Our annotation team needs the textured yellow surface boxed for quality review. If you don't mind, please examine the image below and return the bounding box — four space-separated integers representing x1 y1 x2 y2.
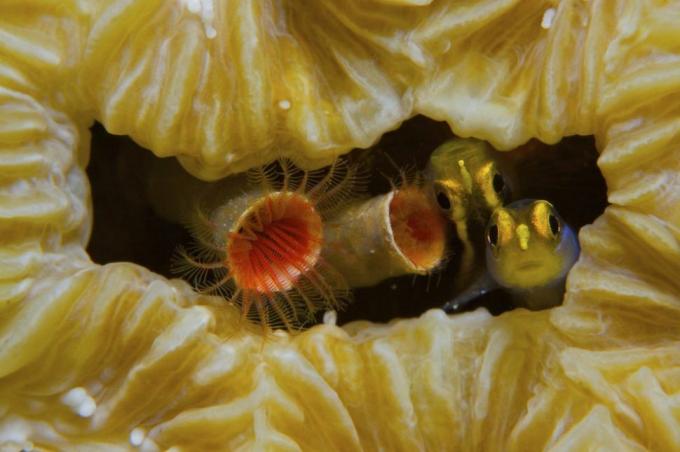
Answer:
0 0 679 450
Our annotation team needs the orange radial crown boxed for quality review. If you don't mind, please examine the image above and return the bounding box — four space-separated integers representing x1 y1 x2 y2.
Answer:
226 193 323 294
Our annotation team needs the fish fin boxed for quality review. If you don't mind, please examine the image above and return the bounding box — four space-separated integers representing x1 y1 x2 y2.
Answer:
442 271 498 313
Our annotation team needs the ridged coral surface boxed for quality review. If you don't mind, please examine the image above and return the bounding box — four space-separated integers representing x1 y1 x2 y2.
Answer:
0 0 679 450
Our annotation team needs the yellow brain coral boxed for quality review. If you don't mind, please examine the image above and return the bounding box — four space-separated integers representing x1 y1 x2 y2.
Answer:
1 0 679 450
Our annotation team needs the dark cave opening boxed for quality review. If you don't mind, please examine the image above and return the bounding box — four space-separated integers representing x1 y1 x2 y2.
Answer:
87 124 191 278
87 116 608 325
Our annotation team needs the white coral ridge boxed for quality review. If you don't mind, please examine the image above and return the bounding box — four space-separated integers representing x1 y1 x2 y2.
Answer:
323 310 338 326
130 428 146 447
180 0 217 38
541 8 556 29
60 387 97 418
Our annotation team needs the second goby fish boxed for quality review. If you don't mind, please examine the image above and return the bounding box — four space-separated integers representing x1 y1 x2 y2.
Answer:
485 199 580 309
442 199 580 311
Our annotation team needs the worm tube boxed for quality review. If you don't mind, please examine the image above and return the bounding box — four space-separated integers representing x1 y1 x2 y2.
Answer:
322 186 447 288
172 159 362 331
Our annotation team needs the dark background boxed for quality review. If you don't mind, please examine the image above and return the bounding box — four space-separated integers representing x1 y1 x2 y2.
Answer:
87 116 607 324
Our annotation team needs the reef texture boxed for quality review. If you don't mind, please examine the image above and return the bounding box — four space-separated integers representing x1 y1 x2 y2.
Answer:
1 0 679 450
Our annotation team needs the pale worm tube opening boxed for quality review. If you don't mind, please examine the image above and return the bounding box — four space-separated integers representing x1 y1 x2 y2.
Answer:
323 187 447 288
389 186 447 271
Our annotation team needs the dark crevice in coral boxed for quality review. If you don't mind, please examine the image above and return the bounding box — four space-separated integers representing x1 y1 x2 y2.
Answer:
87 123 190 277
87 116 607 326
340 118 607 323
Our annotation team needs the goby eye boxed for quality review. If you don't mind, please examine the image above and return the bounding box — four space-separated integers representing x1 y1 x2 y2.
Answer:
549 214 560 236
492 172 505 194
487 223 499 247
436 190 451 211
